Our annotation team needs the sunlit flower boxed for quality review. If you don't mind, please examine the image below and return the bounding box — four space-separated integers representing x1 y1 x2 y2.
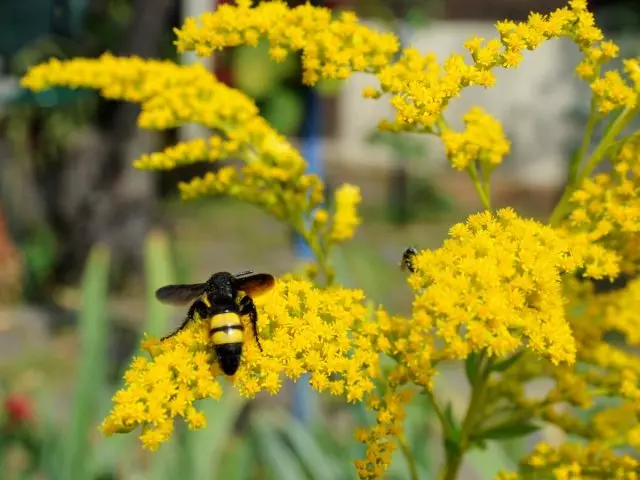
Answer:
407 208 618 365
100 278 380 450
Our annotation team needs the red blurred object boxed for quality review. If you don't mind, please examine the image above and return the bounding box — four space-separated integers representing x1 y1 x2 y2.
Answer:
4 394 34 424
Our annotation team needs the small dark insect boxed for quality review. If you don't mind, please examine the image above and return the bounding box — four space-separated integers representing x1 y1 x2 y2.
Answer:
400 247 418 273
156 270 276 376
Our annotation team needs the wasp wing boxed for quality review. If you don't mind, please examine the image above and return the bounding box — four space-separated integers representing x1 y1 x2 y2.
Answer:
234 272 276 298
155 283 206 305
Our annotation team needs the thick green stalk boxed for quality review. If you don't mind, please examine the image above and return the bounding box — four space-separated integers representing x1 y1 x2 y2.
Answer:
439 355 495 480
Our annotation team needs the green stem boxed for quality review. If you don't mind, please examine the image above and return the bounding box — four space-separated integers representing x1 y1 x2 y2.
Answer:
426 389 449 437
436 116 493 211
439 354 495 480
568 98 598 185
466 162 492 210
295 223 334 287
549 105 638 226
398 436 420 480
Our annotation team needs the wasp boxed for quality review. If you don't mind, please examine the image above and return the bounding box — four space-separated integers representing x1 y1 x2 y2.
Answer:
400 246 418 273
155 270 276 376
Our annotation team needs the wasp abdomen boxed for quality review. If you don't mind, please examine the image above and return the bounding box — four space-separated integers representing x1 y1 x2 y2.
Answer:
214 343 243 375
209 311 245 375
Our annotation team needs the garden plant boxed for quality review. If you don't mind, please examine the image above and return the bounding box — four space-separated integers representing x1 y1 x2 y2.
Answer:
18 0 640 478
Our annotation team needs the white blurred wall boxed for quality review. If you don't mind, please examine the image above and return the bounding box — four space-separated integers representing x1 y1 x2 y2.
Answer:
333 20 588 189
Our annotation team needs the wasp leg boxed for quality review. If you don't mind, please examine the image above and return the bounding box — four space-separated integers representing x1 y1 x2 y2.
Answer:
239 296 262 352
161 299 209 341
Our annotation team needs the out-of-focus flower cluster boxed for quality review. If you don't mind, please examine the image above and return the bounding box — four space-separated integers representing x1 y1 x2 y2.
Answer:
172 0 639 194
20 54 361 279
568 132 640 274
174 0 400 85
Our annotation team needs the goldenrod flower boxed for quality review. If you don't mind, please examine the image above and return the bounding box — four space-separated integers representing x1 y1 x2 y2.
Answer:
20 1 640 479
330 184 362 242
568 132 640 274
174 1 399 85
354 388 414 479
440 107 511 170
520 442 639 479
20 54 361 281
406 208 618 365
100 278 381 449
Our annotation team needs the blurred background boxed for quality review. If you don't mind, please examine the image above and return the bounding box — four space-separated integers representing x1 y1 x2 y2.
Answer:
0 0 638 478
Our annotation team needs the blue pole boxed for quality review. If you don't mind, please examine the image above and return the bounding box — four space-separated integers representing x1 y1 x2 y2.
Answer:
291 56 324 425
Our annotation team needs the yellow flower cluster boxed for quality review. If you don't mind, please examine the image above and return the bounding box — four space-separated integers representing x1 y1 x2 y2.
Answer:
171 1 638 179
440 107 511 170
376 0 622 129
101 277 380 449
20 53 362 266
489 274 640 478
328 184 362 242
174 0 399 85
520 442 639 480
591 65 639 114
568 132 640 274
22 1 640 478
354 388 414 479
406 208 618 365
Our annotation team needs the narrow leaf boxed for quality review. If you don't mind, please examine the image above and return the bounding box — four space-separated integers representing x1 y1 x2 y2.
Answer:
464 351 480 385
144 230 182 480
184 386 248 480
251 417 307 480
275 413 342 480
144 229 177 338
217 437 253 480
61 245 111 480
491 351 524 373
443 402 460 440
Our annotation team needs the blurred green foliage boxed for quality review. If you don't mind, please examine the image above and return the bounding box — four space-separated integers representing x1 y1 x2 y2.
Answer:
232 40 305 135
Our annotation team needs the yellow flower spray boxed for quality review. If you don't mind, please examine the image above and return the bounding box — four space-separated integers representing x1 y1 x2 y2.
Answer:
20 0 640 478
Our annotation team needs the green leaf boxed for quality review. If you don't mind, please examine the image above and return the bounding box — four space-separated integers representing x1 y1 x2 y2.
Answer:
275 413 343 480
472 422 540 442
442 402 462 459
61 245 111 480
251 417 307 480
443 403 460 440
232 40 298 100
144 229 177 338
217 437 253 480
315 78 343 97
262 88 304 135
491 351 524 373
184 386 248 480
143 229 182 479
233 44 276 99
464 351 480 386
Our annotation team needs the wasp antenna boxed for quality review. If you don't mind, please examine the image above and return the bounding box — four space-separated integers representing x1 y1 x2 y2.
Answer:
234 270 254 277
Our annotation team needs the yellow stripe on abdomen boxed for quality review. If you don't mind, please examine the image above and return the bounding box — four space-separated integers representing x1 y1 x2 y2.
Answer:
211 328 244 345
210 312 241 329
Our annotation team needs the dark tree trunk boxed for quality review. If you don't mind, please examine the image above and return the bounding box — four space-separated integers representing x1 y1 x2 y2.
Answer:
33 0 175 288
